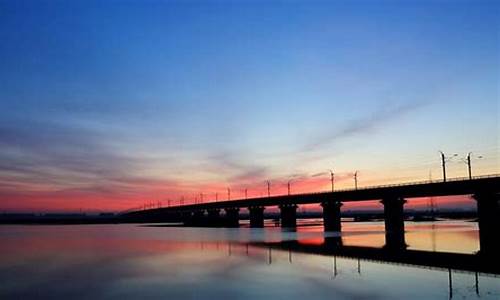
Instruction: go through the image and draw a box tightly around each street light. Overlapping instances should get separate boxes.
[227,188,231,201]
[266,180,271,197]
[215,192,218,202]
[312,171,333,192]
[439,151,458,182]
[354,171,358,190]
[244,188,248,199]
[329,169,335,192]
[462,152,483,180]
[287,179,293,196]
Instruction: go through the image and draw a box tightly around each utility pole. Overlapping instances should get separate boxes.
[464,152,482,180]
[329,170,335,192]
[440,151,447,182]
[439,151,458,182]
[467,153,472,180]
[354,171,358,190]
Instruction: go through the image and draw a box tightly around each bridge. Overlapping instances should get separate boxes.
[122,175,500,253]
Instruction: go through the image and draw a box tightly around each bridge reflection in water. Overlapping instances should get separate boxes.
[251,237,500,275]
[216,237,499,299]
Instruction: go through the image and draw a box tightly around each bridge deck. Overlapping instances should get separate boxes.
[124,175,499,216]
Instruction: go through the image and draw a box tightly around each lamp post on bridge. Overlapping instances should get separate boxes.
[227,188,231,201]
[287,174,303,196]
[266,180,271,198]
[215,192,218,202]
[329,169,335,192]
[439,151,458,182]
[354,171,358,190]
[244,188,248,199]
[462,152,483,180]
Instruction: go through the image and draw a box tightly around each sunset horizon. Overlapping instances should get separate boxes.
[1,1,498,214]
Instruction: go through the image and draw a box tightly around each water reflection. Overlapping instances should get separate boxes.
[0,221,498,299]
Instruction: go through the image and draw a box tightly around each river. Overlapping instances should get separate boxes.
[1,220,499,299]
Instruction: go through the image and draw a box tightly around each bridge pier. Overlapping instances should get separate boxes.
[207,209,221,227]
[193,210,206,226]
[321,200,342,232]
[279,204,298,228]
[224,208,240,227]
[473,192,500,255]
[381,196,407,250]
[182,210,206,226]
[249,206,265,228]
[169,211,183,223]
[181,211,192,226]
[323,236,343,248]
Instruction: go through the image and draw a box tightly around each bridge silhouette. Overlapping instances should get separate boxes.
[122,175,500,254]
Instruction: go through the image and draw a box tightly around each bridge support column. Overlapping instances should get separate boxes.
[321,200,342,232]
[224,208,240,227]
[279,204,298,228]
[169,211,183,223]
[181,211,193,226]
[193,210,206,226]
[207,209,221,227]
[323,236,343,248]
[381,196,407,250]
[473,192,500,256]
[249,206,265,228]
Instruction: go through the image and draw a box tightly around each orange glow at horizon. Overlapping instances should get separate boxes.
[1,173,478,213]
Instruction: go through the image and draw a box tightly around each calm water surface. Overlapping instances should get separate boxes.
[1,220,499,299]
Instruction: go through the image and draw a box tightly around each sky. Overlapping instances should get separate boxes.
[0,0,498,213]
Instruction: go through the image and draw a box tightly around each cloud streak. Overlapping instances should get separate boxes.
[303,100,428,152]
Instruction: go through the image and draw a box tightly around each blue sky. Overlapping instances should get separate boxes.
[0,0,498,211]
